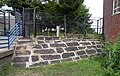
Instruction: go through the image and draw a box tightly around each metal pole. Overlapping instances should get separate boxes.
[3,12,6,35]
[8,11,10,30]
[97,20,99,34]
[82,17,86,37]
[33,8,36,38]
[56,26,59,37]
[23,7,25,37]
[64,15,67,37]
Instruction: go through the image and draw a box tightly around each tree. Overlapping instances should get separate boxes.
[0,0,6,7]
[6,0,92,37]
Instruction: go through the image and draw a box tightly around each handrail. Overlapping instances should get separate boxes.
[0,22,21,49]
[8,23,20,49]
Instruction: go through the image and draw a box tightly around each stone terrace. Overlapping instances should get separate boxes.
[12,36,102,67]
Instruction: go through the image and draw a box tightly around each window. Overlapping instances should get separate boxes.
[113,0,120,14]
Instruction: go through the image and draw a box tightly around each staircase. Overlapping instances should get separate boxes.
[0,36,8,50]
[12,36,102,67]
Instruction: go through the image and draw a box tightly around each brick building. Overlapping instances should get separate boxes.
[103,0,120,41]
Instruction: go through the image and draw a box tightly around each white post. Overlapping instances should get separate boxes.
[56,26,59,37]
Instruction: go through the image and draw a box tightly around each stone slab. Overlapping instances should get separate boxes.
[32,55,39,62]
[13,57,29,62]
[41,55,61,60]
[65,47,78,51]
[62,53,75,58]
[86,49,96,54]
[56,48,64,53]
[66,42,79,46]
[50,44,66,47]
[34,49,55,54]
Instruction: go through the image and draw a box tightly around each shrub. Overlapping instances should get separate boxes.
[102,36,120,76]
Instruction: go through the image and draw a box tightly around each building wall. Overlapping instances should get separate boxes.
[104,0,120,41]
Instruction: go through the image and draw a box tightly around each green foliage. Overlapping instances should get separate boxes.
[6,0,93,36]
[0,0,6,7]
[0,59,104,76]
[101,35,120,76]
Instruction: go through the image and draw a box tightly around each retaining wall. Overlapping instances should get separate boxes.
[13,36,102,67]
[0,50,13,69]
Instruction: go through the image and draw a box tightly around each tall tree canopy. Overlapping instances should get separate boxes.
[6,0,92,35]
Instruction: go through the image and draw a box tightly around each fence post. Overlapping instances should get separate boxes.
[3,12,6,35]
[8,11,10,31]
[82,17,86,37]
[64,15,67,37]
[97,20,99,34]
[56,26,59,37]
[33,8,36,38]
[8,32,10,49]
[23,7,25,37]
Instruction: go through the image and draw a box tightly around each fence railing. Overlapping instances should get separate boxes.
[0,23,20,50]
[8,23,20,49]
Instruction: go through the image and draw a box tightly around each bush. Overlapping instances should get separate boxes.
[101,36,120,76]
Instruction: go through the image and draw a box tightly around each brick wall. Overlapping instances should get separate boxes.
[104,0,120,41]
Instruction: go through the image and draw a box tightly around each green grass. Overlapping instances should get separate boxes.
[0,59,105,76]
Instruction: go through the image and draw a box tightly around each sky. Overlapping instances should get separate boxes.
[84,0,103,18]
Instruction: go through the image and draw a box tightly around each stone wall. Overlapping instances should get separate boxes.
[13,36,102,67]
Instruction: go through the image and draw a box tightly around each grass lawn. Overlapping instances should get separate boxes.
[0,59,105,76]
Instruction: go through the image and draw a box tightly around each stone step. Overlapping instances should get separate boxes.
[37,36,59,40]
[12,37,102,67]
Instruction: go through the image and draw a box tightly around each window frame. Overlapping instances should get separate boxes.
[113,0,120,14]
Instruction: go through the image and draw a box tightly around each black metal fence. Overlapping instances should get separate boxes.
[22,8,103,38]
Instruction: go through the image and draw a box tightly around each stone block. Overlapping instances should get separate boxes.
[16,50,31,56]
[86,49,96,54]
[41,55,61,60]
[56,48,64,53]
[32,55,39,62]
[34,49,55,54]
[96,49,102,52]
[65,47,78,51]
[13,57,29,62]
[45,37,52,40]
[80,55,88,58]
[17,40,31,44]
[16,46,26,50]
[80,42,91,45]
[50,44,66,47]
[66,42,79,46]
[30,61,48,67]
[62,53,75,58]
[63,39,72,42]
[77,51,86,55]
[50,60,60,64]
[37,37,44,40]
[41,44,49,48]
[54,40,62,43]
[87,46,92,49]
[91,42,96,45]
[78,47,86,50]
[38,41,44,44]
[96,45,102,48]
[33,44,42,49]
[92,46,97,48]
